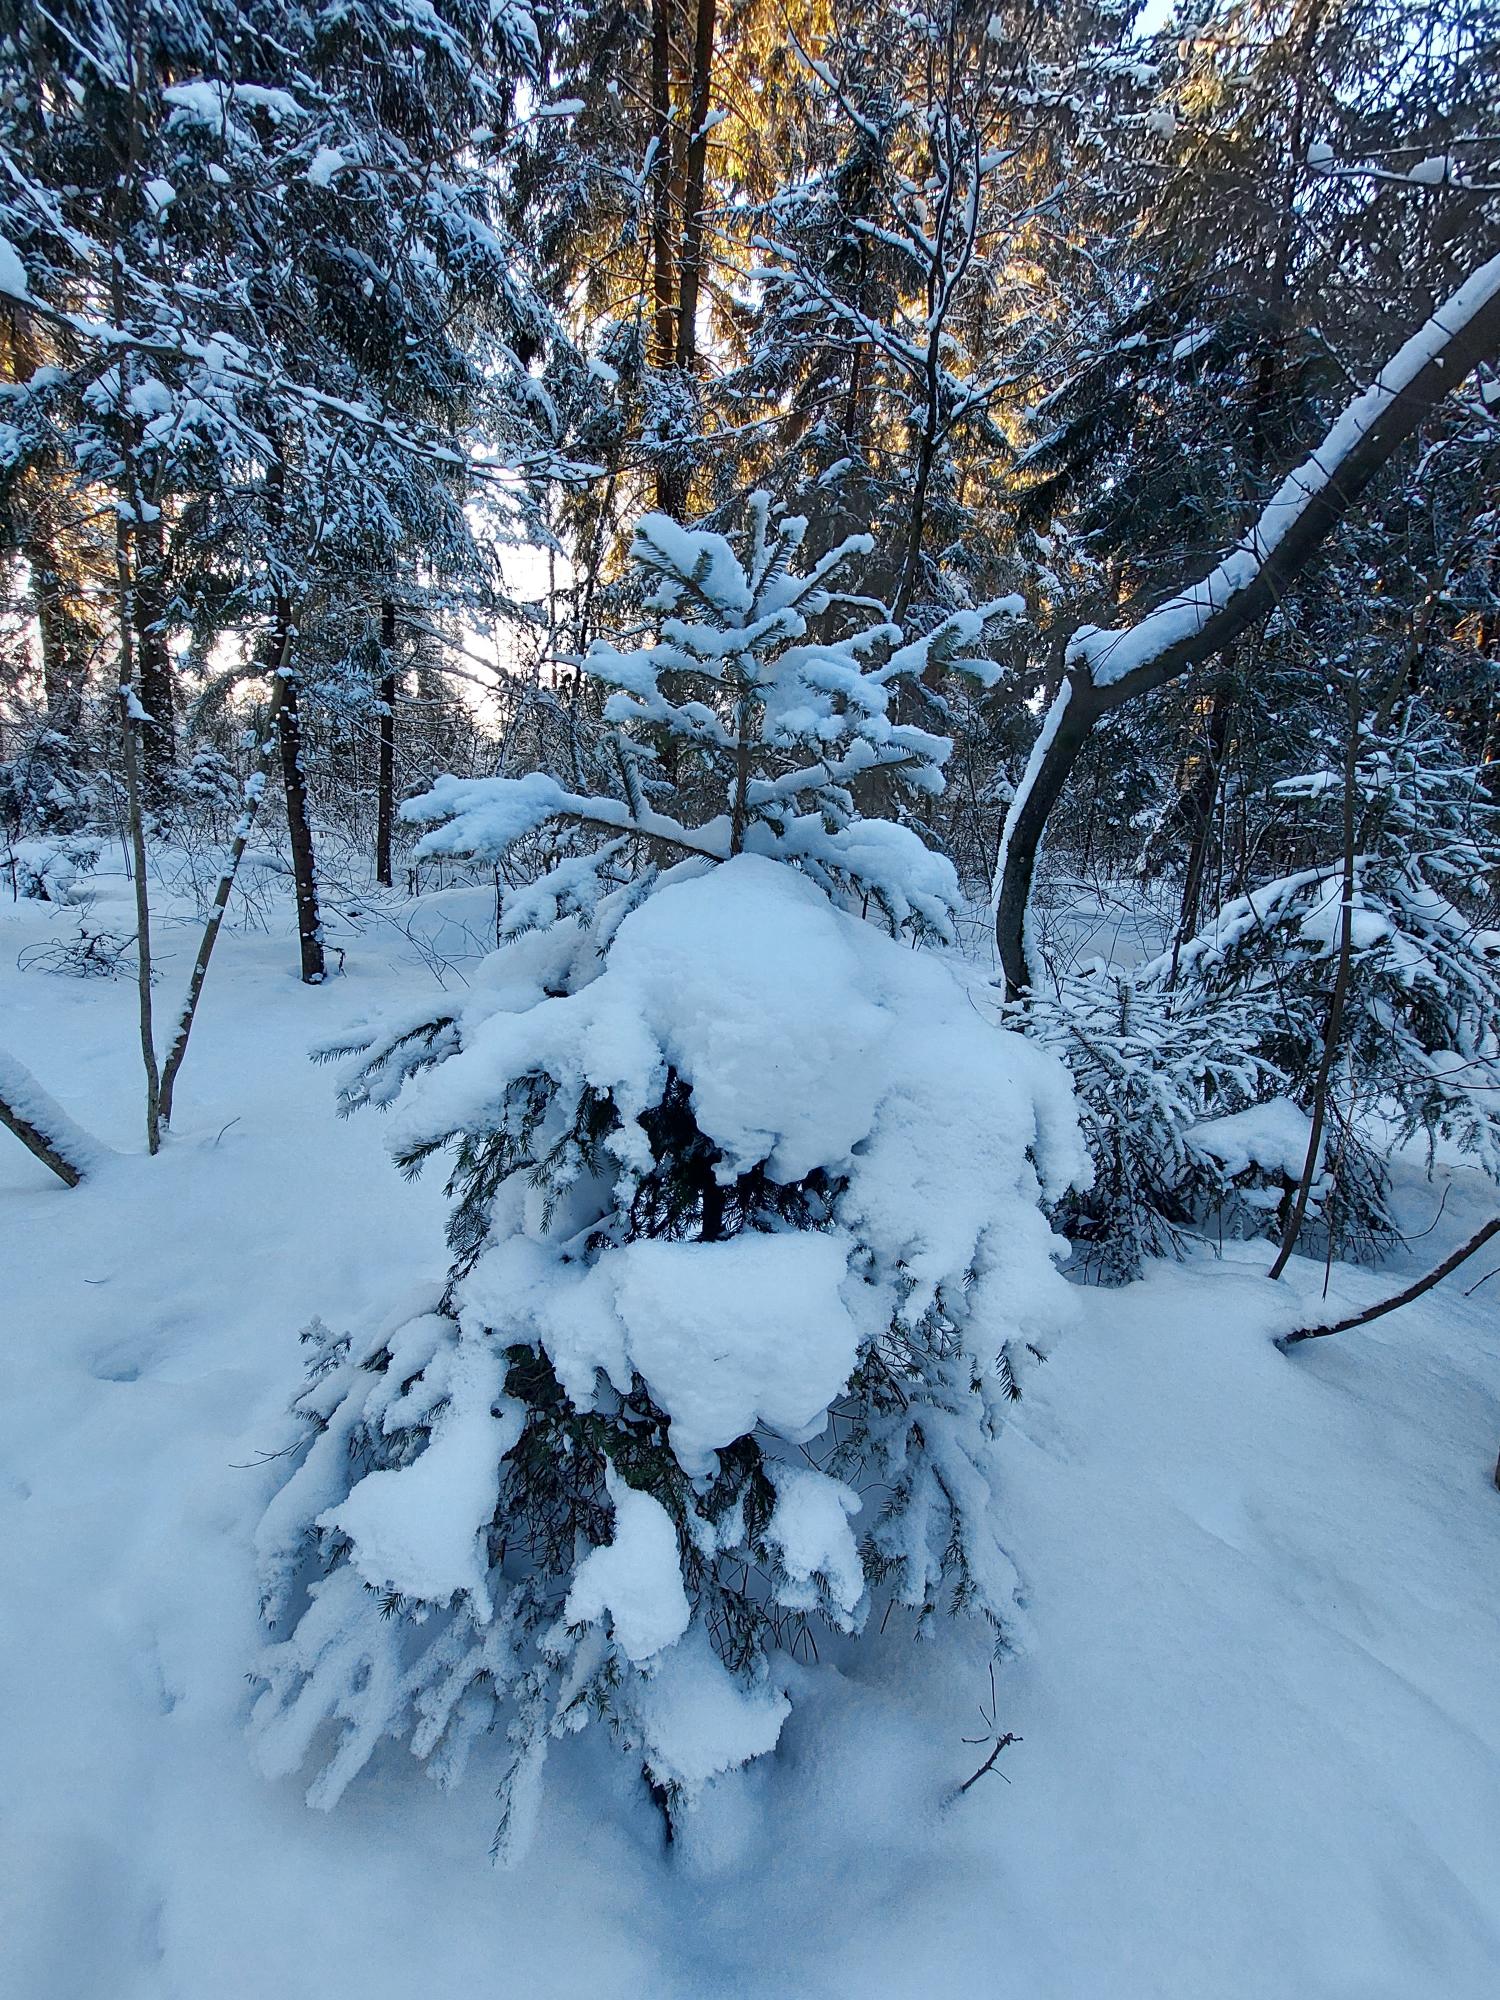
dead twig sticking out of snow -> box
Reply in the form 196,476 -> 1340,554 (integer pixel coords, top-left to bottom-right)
952,1663 -> 1022,1798
956,1732 -> 1022,1797
1275,1217 -> 1500,1351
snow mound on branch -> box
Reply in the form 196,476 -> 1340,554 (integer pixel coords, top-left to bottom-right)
609,1234 -> 860,1477
319,1343 -> 520,1616
765,1464 -> 865,1620
460,1230 -> 862,1485
0,228 -> 30,298
402,855 -> 1082,1201
565,1470 -> 690,1662
631,1626 -> 790,1796
1187,1099 -> 1318,1182
438,857 -> 1084,1482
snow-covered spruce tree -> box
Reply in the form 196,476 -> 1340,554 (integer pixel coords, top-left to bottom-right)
251,499 -> 1081,1852
1015,969 -> 1291,1283
1160,691 -> 1500,1251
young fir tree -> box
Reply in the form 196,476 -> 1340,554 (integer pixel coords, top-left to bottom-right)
1167,680 -> 1500,1226
250,498 -> 1082,1853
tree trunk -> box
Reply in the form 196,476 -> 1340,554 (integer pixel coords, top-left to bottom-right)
992,253 -> 1500,995
674,0 -> 717,373
894,423 -> 937,630
1276,1217 -> 1500,1350
133,510 -> 174,806
28,541 -> 88,742
1268,671 -> 1361,1279
376,597 -> 397,888
158,657 -> 292,1127
274,600 -> 326,984
115,505 -> 162,1156
648,0 -> 676,371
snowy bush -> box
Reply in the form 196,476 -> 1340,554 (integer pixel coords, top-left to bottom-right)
1028,699 -> 1500,1280
1018,970 -> 1289,1282
3,834 -> 101,904
1165,702 -> 1500,1244
251,500 -> 1082,1851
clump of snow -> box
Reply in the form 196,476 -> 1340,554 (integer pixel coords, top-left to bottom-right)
630,1627 -> 791,1797
565,1469 -> 690,1661
611,1234 -> 860,1476
319,1342 -> 519,1616
1187,1099 -> 1318,1182
305,146 -> 346,186
0,228 -> 30,298
765,1465 -> 865,1621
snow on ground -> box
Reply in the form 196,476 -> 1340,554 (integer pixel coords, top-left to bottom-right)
3,857 -> 1500,1998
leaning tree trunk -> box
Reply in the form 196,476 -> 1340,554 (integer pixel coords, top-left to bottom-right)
0,1048 -> 107,1187
992,250 -> 1500,996
158,651 -> 293,1127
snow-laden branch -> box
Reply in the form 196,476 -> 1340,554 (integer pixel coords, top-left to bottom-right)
1066,251 -> 1500,691
0,267 -> 597,489
991,248 -> 1500,995
401,771 -> 730,866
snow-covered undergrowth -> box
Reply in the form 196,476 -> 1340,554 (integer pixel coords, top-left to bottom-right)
245,507 -> 1078,1850
250,855 -> 1081,1849
5,858 -> 1500,1997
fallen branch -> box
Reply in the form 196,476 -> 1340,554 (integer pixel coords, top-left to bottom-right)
0,1047 -> 109,1187
1275,1217 -> 1500,1350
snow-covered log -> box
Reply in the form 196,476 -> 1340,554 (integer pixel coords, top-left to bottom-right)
0,1048 -> 107,1188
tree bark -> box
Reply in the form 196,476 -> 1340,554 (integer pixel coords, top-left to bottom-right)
1167,688 -> 1232,973
115,502 -> 162,1156
648,0 -> 676,371
1268,671 -> 1361,1280
133,509 -> 174,806
273,598 -> 326,984
28,540 -> 89,742
993,253 -> 1500,996
376,597 -> 397,888
674,0 -> 717,373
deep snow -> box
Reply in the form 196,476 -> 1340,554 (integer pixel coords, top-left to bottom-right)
4,857 -> 1500,1999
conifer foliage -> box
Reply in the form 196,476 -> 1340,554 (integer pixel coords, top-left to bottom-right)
250,503 -> 1081,1851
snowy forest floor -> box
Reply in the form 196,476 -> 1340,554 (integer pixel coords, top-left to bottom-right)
4,854 -> 1500,2000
